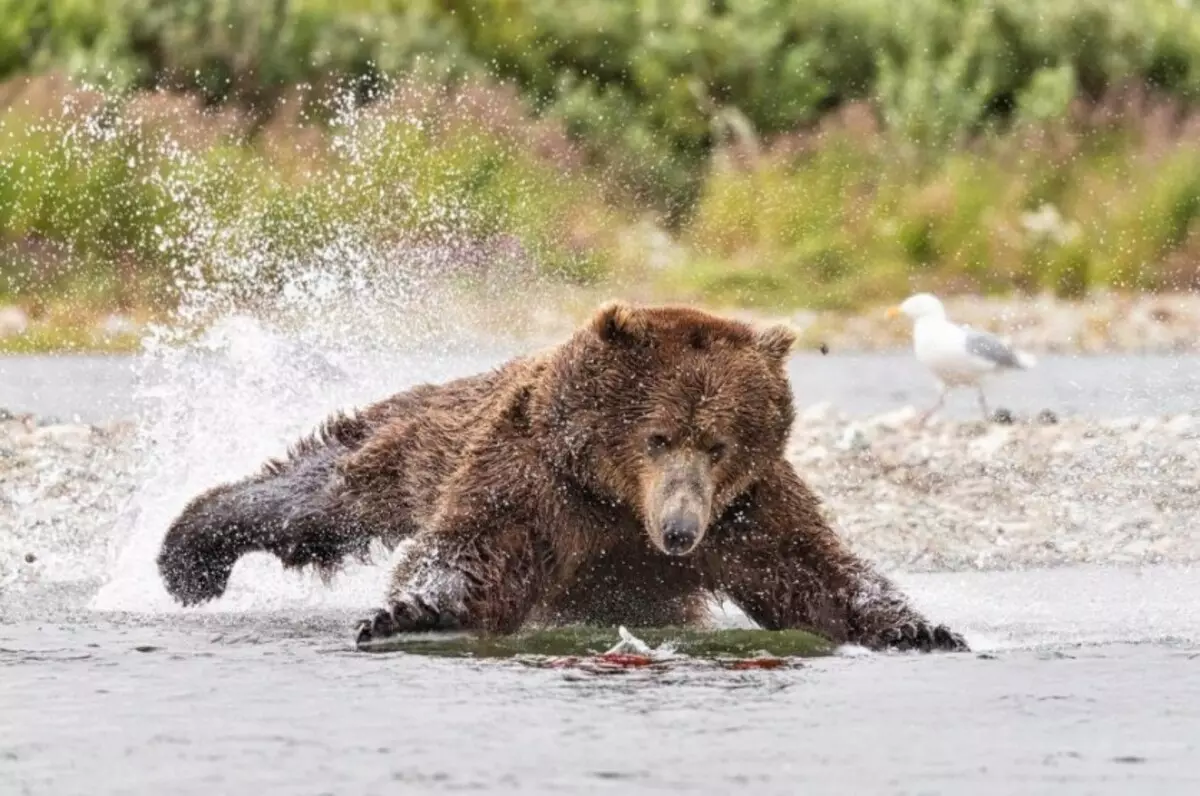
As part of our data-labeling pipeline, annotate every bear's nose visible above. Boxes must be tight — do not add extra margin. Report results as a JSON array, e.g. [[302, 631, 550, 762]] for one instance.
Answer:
[[661, 515, 700, 555]]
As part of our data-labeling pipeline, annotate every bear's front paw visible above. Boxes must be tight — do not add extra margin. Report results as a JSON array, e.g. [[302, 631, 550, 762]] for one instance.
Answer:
[[354, 605, 414, 648], [354, 597, 456, 648], [872, 621, 968, 653], [354, 610, 388, 648], [157, 538, 237, 606]]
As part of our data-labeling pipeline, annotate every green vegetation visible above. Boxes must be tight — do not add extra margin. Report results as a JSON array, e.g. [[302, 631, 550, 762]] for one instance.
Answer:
[[0, 77, 622, 345], [2, 1, 1200, 350], [679, 101, 1200, 310], [4, 0, 1200, 209]]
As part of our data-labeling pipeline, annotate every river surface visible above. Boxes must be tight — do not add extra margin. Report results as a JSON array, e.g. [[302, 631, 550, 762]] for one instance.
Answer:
[[2, 567, 1199, 795], [1, 351, 1198, 424], [2, 343, 1199, 794]]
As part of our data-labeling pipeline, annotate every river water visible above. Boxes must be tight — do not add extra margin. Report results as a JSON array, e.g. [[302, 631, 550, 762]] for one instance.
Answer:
[[2, 567, 1198, 795], [1, 350, 1198, 424], [2, 337, 1199, 794]]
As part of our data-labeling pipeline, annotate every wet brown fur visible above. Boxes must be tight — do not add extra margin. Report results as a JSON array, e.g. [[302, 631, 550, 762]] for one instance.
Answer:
[[157, 302, 966, 652]]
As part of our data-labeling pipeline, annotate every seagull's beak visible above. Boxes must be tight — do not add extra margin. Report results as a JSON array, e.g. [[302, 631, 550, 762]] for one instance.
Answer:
[[885, 305, 902, 320]]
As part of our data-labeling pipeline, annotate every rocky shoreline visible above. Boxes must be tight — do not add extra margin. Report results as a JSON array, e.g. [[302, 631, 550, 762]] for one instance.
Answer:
[[788, 404, 1198, 572], [0, 414, 141, 591], [5, 291, 1200, 355], [516, 290, 1200, 355], [3, 407, 1196, 591], [704, 291, 1200, 355]]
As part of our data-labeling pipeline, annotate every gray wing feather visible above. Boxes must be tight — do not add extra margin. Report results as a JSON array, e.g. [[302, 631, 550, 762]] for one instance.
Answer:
[[964, 329, 1024, 368]]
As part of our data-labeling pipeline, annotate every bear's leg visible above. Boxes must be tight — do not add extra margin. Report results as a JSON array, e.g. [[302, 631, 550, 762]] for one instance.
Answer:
[[158, 459, 370, 605], [352, 407, 590, 647], [702, 464, 967, 653], [354, 526, 545, 646], [158, 482, 257, 605]]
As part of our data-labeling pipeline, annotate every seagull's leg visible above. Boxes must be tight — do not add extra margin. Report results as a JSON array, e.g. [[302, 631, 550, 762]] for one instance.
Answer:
[[920, 383, 947, 425], [976, 386, 990, 421]]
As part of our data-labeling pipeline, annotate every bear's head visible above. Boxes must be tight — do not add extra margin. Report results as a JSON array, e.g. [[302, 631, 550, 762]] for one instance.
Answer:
[[538, 301, 796, 556]]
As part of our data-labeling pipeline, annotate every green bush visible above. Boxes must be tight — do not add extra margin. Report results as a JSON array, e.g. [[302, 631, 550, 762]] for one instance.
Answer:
[[0, 81, 616, 311], [680, 115, 1200, 306], [3, 0, 1200, 211], [5, 1, 1200, 334]]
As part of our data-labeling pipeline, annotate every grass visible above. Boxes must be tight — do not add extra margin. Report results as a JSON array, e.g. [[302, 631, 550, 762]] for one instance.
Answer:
[[0, 77, 624, 338], [0, 324, 141, 354], [5, 0, 1200, 212], [667, 96, 1200, 309], [2, 77, 1200, 354]]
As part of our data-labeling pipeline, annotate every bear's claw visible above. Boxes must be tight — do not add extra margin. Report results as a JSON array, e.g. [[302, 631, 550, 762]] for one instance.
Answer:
[[354, 605, 418, 648], [354, 598, 454, 648], [874, 621, 968, 653]]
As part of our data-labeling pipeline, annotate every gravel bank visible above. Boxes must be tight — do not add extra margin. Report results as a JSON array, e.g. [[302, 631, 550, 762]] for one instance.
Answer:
[[0, 414, 141, 592], [5, 291, 1200, 356], [728, 291, 1200, 355], [523, 290, 1200, 355], [790, 405, 1199, 572], [2, 408, 1197, 593]]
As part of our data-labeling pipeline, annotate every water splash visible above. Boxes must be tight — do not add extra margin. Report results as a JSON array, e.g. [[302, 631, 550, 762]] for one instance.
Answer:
[[70, 82, 563, 613]]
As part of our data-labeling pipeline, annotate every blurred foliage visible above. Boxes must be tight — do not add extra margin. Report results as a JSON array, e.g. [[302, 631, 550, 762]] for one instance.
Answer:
[[2, 0, 1200, 342], [680, 95, 1200, 309], [3, 77, 1200, 329], [2, 0, 1200, 211], [0, 78, 619, 320]]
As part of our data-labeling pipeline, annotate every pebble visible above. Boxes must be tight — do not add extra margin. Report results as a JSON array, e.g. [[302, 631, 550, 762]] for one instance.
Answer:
[[991, 408, 1015, 425], [1165, 415, 1194, 434], [968, 429, 1011, 459], [836, 425, 870, 452], [1036, 409, 1059, 425], [866, 406, 918, 432]]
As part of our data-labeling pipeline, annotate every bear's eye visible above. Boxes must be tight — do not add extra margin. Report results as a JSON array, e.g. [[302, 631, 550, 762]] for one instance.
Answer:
[[646, 434, 670, 453], [706, 442, 727, 463]]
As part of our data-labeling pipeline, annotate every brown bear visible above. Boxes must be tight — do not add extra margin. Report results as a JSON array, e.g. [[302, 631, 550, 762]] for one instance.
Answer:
[[157, 302, 967, 652]]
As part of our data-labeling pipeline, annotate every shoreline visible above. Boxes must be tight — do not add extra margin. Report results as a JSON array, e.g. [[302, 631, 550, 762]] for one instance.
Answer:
[[5, 290, 1198, 356], [580, 290, 1200, 356]]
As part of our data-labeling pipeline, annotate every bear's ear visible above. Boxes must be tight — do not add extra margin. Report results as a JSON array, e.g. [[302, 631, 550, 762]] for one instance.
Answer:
[[755, 324, 796, 363], [591, 300, 645, 345]]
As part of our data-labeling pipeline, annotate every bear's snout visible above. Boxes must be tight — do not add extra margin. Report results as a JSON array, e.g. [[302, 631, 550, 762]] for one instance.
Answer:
[[661, 512, 701, 555], [643, 449, 714, 556]]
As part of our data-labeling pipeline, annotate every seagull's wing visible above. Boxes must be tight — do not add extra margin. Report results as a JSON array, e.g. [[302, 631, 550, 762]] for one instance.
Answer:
[[963, 328, 1027, 369]]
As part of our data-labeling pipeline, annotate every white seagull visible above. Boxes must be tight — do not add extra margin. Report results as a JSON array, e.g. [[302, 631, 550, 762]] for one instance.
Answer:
[[886, 293, 1036, 421]]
